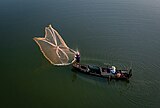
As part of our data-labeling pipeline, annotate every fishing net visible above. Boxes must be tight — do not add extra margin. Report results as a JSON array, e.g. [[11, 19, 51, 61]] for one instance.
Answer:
[[33, 25, 76, 65]]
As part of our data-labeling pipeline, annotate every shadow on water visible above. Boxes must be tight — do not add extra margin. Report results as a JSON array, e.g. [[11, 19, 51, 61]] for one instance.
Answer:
[[71, 68, 134, 100]]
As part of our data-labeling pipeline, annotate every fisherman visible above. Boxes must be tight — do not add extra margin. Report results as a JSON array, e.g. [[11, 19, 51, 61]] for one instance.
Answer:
[[116, 73, 121, 78], [75, 51, 80, 63], [110, 66, 116, 74]]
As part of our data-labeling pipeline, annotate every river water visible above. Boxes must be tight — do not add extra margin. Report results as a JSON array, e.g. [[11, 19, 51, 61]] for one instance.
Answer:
[[0, 0, 160, 108]]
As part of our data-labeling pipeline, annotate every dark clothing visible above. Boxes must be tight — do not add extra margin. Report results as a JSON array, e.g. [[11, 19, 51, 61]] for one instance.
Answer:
[[75, 54, 80, 63]]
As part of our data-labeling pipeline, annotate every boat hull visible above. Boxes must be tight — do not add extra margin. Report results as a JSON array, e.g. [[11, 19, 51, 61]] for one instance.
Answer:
[[72, 63, 132, 80]]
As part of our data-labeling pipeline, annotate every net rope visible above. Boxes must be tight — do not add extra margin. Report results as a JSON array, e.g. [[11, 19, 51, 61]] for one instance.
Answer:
[[33, 25, 76, 65]]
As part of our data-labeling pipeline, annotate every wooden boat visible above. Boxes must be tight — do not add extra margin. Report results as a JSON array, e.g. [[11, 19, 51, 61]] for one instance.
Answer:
[[72, 63, 132, 80]]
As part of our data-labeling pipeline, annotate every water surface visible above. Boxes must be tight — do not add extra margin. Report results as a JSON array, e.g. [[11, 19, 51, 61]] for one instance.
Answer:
[[0, 0, 160, 108]]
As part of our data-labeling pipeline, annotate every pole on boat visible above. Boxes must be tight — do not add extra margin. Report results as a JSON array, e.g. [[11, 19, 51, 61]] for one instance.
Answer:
[[129, 61, 132, 78], [108, 76, 111, 82], [129, 69, 132, 77]]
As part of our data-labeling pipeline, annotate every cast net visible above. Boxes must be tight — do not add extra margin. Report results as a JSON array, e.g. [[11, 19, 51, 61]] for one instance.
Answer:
[[33, 25, 76, 66]]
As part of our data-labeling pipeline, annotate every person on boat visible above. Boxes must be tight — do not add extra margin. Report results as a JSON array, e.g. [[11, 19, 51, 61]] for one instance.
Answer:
[[116, 73, 121, 78], [110, 66, 116, 74], [74, 51, 80, 63]]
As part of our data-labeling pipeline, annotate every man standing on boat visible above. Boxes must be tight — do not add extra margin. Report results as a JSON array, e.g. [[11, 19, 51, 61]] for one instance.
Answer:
[[74, 51, 80, 63]]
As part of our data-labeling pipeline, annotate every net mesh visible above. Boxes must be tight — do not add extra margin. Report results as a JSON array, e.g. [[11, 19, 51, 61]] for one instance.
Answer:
[[33, 25, 76, 65]]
